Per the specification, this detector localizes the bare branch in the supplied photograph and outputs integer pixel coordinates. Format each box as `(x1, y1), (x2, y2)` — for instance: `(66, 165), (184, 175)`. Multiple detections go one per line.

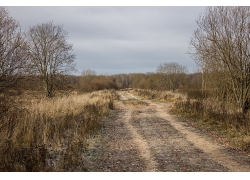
(25, 22), (76, 97)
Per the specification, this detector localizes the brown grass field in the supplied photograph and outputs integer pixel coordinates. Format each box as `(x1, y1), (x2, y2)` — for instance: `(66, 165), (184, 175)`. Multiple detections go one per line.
(0, 89), (118, 171)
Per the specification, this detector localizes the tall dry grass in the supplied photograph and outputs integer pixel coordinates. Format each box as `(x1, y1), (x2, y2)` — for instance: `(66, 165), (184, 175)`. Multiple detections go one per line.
(0, 90), (118, 171)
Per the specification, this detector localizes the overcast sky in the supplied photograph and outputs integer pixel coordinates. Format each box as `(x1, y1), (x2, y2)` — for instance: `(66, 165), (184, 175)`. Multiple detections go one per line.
(7, 6), (207, 75)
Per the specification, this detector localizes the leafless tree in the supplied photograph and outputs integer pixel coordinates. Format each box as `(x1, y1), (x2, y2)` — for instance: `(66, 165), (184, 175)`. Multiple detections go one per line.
(156, 62), (188, 91)
(79, 69), (118, 92)
(111, 74), (131, 88)
(81, 69), (96, 77)
(189, 6), (250, 114)
(78, 69), (96, 92)
(0, 7), (28, 91)
(26, 22), (76, 97)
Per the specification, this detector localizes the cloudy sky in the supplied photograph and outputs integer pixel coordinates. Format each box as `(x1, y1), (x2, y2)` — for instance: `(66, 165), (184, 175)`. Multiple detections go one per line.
(6, 6), (207, 75)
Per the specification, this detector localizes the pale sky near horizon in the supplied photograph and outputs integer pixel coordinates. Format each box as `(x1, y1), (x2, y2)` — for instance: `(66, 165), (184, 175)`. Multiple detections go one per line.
(7, 6), (207, 75)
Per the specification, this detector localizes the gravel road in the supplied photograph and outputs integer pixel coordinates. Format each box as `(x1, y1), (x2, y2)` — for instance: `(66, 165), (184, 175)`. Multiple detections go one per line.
(82, 91), (250, 172)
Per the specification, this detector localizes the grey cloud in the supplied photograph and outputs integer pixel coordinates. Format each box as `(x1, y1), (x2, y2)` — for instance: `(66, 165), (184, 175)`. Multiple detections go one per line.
(8, 6), (206, 75)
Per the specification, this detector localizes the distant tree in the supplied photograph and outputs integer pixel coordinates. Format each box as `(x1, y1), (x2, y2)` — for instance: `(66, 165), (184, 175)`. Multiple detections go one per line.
(26, 22), (76, 97)
(131, 73), (146, 89)
(81, 69), (96, 77)
(0, 7), (28, 91)
(111, 74), (131, 89)
(156, 62), (188, 91)
(78, 69), (96, 92)
(189, 6), (250, 114)
(79, 69), (118, 92)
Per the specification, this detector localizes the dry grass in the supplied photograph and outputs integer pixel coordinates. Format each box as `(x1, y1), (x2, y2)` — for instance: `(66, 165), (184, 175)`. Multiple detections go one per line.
(173, 98), (250, 152)
(131, 89), (187, 104)
(122, 99), (149, 106)
(0, 89), (118, 171)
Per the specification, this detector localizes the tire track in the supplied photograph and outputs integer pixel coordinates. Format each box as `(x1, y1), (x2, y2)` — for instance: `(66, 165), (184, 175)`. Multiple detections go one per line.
(123, 107), (158, 171)
(156, 108), (250, 172)
(118, 91), (158, 171)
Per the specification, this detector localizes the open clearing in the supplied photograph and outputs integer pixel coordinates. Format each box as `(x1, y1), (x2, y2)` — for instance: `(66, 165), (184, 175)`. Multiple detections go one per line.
(82, 91), (250, 172)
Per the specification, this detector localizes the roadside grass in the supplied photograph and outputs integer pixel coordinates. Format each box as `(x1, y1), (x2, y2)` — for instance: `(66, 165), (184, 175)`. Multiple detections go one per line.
(0, 89), (118, 171)
(131, 89), (186, 104)
(130, 89), (250, 153)
(173, 99), (250, 152)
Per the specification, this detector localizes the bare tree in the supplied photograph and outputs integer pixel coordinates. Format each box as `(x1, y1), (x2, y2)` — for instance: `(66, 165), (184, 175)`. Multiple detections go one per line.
(156, 62), (188, 91)
(78, 69), (118, 92)
(0, 7), (28, 91)
(26, 22), (76, 97)
(189, 6), (250, 114)
(81, 69), (96, 77)
(78, 69), (96, 92)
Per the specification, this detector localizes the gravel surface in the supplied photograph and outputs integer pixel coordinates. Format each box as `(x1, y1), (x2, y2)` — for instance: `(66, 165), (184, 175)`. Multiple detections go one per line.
(81, 91), (250, 172)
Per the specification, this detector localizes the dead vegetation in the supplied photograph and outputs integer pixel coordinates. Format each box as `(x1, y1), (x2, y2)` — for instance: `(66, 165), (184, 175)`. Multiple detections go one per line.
(131, 89), (187, 104)
(174, 98), (250, 152)
(0, 89), (118, 171)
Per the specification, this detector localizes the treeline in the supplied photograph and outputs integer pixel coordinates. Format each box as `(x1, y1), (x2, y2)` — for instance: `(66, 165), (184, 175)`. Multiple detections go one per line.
(78, 69), (118, 92)
(77, 65), (202, 98)
(129, 72), (202, 99)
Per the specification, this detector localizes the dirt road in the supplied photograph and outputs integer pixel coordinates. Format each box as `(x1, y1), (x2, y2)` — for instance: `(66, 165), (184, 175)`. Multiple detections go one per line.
(83, 91), (250, 172)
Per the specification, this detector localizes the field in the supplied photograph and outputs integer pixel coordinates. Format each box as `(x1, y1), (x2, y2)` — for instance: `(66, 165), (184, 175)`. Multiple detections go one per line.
(1, 89), (250, 172)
